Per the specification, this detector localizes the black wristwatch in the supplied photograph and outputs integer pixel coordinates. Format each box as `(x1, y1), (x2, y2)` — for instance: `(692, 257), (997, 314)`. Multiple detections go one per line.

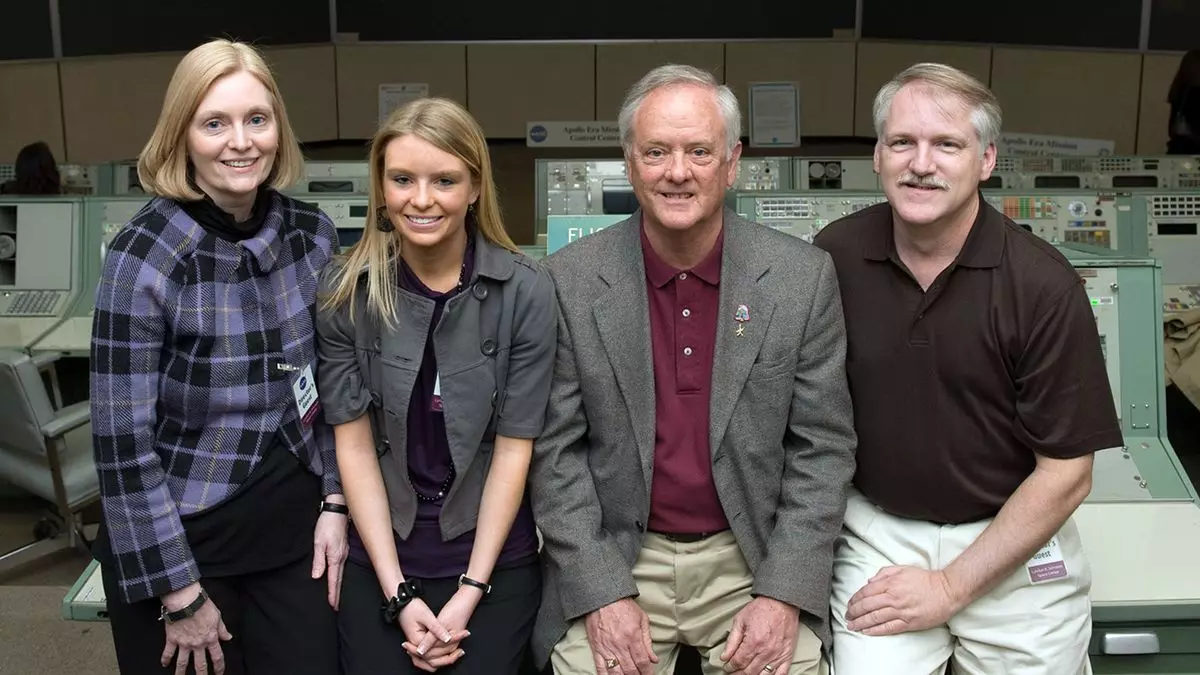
(458, 574), (491, 595)
(320, 501), (349, 516)
(381, 579), (424, 624)
(159, 588), (209, 624)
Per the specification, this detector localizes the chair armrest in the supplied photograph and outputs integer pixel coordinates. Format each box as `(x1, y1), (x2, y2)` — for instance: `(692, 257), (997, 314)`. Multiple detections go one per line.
(42, 400), (91, 439)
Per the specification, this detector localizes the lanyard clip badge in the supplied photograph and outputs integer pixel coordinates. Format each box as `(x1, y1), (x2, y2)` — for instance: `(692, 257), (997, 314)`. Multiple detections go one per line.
(279, 361), (320, 426)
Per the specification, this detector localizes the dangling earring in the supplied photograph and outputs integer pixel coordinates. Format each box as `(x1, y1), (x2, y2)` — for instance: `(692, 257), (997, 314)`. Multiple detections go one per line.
(375, 206), (394, 233)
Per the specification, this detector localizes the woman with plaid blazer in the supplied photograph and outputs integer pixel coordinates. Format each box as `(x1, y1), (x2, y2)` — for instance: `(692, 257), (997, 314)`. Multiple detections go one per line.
(89, 39), (346, 675)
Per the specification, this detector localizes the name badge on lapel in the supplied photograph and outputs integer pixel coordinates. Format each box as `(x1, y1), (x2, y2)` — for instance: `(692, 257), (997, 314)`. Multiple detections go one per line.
(281, 362), (321, 426)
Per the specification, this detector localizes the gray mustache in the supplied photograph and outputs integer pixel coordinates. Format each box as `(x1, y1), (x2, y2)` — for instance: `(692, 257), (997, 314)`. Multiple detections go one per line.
(898, 173), (949, 190)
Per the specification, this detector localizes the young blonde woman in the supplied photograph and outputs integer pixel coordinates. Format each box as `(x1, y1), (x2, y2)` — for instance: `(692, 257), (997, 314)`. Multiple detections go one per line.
(90, 39), (346, 675)
(316, 97), (555, 675)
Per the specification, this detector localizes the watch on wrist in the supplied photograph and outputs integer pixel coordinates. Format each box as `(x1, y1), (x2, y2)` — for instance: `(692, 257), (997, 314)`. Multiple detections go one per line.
(159, 588), (209, 624)
(319, 501), (349, 516)
(381, 579), (424, 624)
(458, 574), (491, 595)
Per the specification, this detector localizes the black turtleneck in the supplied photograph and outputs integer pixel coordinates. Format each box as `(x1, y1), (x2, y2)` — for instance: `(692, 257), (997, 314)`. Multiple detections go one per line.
(180, 184), (272, 242)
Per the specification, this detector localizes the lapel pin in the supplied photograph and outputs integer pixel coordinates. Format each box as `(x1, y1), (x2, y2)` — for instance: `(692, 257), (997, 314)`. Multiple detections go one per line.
(734, 304), (750, 336)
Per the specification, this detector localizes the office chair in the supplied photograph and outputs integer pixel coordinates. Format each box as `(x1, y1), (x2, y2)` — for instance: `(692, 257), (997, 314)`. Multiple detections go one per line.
(0, 348), (97, 577)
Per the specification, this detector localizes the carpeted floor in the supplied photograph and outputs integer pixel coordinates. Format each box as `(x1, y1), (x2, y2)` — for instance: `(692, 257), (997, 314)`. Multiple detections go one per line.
(1, 500), (116, 674)
(0, 584), (117, 674)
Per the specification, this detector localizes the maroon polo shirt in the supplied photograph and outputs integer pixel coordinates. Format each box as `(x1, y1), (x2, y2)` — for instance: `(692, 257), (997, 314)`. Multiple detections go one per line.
(641, 225), (730, 535)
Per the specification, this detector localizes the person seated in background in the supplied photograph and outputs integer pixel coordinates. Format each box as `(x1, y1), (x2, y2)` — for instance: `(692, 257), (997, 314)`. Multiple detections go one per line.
(316, 96), (555, 675)
(1168, 50), (1200, 155)
(90, 38), (346, 675)
(0, 141), (62, 195)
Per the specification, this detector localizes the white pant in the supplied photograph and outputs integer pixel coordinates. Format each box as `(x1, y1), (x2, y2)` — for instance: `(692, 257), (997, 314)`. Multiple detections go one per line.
(830, 489), (1093, 675)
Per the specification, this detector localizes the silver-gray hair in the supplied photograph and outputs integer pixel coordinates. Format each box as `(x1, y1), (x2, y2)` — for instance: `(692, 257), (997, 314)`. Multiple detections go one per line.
(617, 64), (742, 158)
(872, 62), (1002, 153)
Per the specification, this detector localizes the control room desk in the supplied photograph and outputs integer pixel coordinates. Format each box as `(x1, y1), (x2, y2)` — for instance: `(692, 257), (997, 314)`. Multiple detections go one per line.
(1078, 501), (1200, 673)
(0, 317), (66, 352)
(28, 315), (92, 357)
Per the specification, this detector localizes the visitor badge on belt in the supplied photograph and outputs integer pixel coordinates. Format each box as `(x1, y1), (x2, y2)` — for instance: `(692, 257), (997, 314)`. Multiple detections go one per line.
(290, 364), (321, 426)
(1026, 536), (1068, 584)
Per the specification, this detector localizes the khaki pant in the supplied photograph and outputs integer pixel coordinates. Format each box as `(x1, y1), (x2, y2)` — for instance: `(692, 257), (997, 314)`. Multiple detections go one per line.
(552, 530), (826, 675)
(830, 489), (1093, 675)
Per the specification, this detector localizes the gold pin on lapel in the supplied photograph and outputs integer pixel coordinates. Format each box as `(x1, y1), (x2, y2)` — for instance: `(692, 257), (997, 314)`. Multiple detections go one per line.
(734, 304), (749, 336)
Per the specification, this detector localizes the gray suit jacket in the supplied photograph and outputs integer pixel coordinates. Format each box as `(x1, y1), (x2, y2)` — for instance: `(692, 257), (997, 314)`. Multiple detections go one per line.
(528, 208), (857, 666)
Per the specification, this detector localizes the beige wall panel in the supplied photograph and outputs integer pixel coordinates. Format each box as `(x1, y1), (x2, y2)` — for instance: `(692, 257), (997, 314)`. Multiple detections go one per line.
(264, 45), (338, 143)
(991, 48), (1142, 154)
(595, 43), (725, 121)
(335, 44), (467, 139)
(468, 44), (595, 138)
(854, 41), (993, 137)
(1138, 53), (1185, 154)
(0, 61), (65, 162)
(725, 41), (856, 138)
(60, 53), (180, 163)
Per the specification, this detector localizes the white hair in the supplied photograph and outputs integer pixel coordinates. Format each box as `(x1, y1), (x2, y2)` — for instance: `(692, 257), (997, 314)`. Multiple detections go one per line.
(873, 62), (1002, 153)
(617, 64), (741, 157)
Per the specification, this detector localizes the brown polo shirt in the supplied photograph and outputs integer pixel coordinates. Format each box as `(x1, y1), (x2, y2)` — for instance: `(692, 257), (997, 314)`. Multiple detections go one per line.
(813, 193), (1124, 525)
(641, 225), (730, 534)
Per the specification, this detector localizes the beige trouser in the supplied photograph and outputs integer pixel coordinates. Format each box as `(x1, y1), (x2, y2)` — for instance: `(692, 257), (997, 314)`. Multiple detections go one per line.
(552, 530), (826, 675)
(830, 489), (1093, 675)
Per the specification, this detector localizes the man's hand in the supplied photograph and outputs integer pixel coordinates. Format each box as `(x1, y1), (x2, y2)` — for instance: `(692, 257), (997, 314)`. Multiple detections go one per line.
(585, 598), (658, 675)
(845, 566), (962, 636)
(720, 596), (798, 674)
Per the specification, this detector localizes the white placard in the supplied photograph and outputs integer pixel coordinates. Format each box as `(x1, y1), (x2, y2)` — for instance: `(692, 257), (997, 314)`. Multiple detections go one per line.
(748, 82), (801, 148)
(526, 121), (621, 147)
(996, 132), (1115, 157)
(379, 83), (429, 126)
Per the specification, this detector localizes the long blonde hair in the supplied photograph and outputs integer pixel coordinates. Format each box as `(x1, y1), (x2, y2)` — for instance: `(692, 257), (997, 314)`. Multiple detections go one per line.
(137, 38), (303, 199)
(320, 97), (518, 329)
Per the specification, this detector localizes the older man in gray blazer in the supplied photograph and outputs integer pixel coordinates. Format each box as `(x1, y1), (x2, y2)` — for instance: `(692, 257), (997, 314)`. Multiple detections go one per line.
(528, 63), (857, 675)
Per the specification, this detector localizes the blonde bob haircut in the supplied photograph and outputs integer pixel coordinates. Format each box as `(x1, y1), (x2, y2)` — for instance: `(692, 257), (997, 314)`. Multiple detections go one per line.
(321, 97), (518, 329)
(136, 38), (304, 200)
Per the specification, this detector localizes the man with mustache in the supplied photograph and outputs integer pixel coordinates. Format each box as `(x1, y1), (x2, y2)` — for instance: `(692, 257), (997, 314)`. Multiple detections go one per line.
(813, 62), (1122, 675)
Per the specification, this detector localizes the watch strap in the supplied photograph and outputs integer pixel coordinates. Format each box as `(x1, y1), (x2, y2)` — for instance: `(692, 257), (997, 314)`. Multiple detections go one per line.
(160, 588), (208, 624)
(320, 501), (349, 515)
(458, 574), (491, 595)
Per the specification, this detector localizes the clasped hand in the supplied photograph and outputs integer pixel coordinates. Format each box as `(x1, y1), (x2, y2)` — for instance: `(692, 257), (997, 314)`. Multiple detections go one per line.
(398, 587), (481, 672)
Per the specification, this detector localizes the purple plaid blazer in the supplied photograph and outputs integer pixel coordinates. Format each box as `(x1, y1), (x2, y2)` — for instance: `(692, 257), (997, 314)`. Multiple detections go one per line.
(90, 190), (340, 604)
